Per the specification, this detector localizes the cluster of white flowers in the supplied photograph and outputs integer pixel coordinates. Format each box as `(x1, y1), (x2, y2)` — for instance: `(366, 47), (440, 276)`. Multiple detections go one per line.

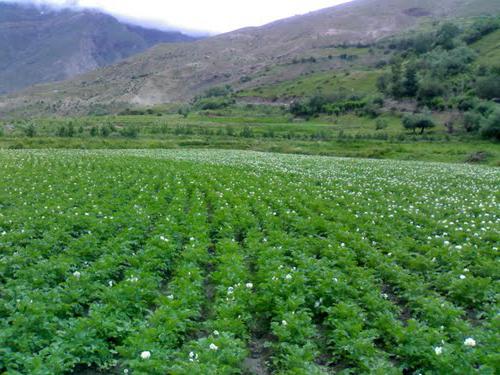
(159, 235), (169, 242)
(464, 338), (476, 347)
(72, 271), (81, 279)
(245, 282), (253, 289)
(209, 343), (218, 351)
(127, 275), (139, 283)
(189, 351), (198, 362)
(140, 351), (151, 360)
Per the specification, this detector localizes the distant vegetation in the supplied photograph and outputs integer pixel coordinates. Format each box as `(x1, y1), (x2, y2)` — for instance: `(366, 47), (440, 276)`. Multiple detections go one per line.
(285, 17), (500, 140)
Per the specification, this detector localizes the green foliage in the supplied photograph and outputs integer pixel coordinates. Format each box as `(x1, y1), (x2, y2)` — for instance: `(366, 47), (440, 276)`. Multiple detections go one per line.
(403, 61), (419, 97)
(200, 85), (234, 99)
(375, 118), (389, 131)
(195, 96), (236, 110)
(435, 22), (462, 50)
(403, 113), (436, 134)
(475, 74), (500, 100)
(23, 123), (36, 137)
(417, 80), (446, 103)
(480, 109), (500, 140)
(463, 17), (500, 44)
(463, 112), (482, 133)
(120, 126), (139, 138)
(424, 47), (477, 78)
(0, 150), (498, 373)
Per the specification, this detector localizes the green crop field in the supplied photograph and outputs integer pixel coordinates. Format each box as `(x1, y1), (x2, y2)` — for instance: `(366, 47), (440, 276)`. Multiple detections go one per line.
(0, 149), (498, 374)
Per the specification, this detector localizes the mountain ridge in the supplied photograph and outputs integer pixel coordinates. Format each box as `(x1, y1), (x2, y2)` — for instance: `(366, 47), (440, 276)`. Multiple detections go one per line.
(1, 0), (500, 116)
(0, 2), (197, 95)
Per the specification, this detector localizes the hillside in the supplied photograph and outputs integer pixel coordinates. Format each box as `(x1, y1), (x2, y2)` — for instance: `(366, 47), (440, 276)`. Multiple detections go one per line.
(1, 0), (500, 116)
(0, 2), (196, 95)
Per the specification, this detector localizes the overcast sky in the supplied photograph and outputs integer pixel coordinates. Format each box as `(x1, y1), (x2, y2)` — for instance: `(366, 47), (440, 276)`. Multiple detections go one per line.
(2, 0), (352, 34)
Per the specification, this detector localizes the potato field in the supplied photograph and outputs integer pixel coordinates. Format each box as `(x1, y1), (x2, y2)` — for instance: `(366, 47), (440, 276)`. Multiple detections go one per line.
(0, 150), (498, 374)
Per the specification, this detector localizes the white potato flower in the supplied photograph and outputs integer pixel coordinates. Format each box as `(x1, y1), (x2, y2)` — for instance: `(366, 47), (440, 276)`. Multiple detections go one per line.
(464, 338), (476, 347)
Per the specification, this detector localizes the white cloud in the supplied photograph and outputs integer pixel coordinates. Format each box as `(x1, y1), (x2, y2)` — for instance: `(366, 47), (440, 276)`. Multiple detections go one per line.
(1, 0), (352, 33)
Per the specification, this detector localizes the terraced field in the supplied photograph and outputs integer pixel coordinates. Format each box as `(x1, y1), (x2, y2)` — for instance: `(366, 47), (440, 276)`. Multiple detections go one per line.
(0, 150), (498, 374)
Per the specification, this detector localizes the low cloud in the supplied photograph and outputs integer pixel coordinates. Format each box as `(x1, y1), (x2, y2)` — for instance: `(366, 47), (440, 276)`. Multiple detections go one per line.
(0, 0), (352, 34)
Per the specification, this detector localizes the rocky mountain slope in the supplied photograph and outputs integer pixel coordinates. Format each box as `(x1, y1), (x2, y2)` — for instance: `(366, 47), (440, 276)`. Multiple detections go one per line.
(0, 2), (196, 95)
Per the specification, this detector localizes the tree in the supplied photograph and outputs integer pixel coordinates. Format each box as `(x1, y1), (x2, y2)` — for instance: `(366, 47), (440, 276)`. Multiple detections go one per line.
(376, 74), (389, 93)
(390, 60), (405, 97)
(402, 113), (436, 134)
(436, 23), (461, 50)
(403, 62), (419, 97)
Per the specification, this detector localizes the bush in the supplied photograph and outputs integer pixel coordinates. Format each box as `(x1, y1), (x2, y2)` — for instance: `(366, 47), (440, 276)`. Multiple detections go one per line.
(480, 109), (500, 140)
